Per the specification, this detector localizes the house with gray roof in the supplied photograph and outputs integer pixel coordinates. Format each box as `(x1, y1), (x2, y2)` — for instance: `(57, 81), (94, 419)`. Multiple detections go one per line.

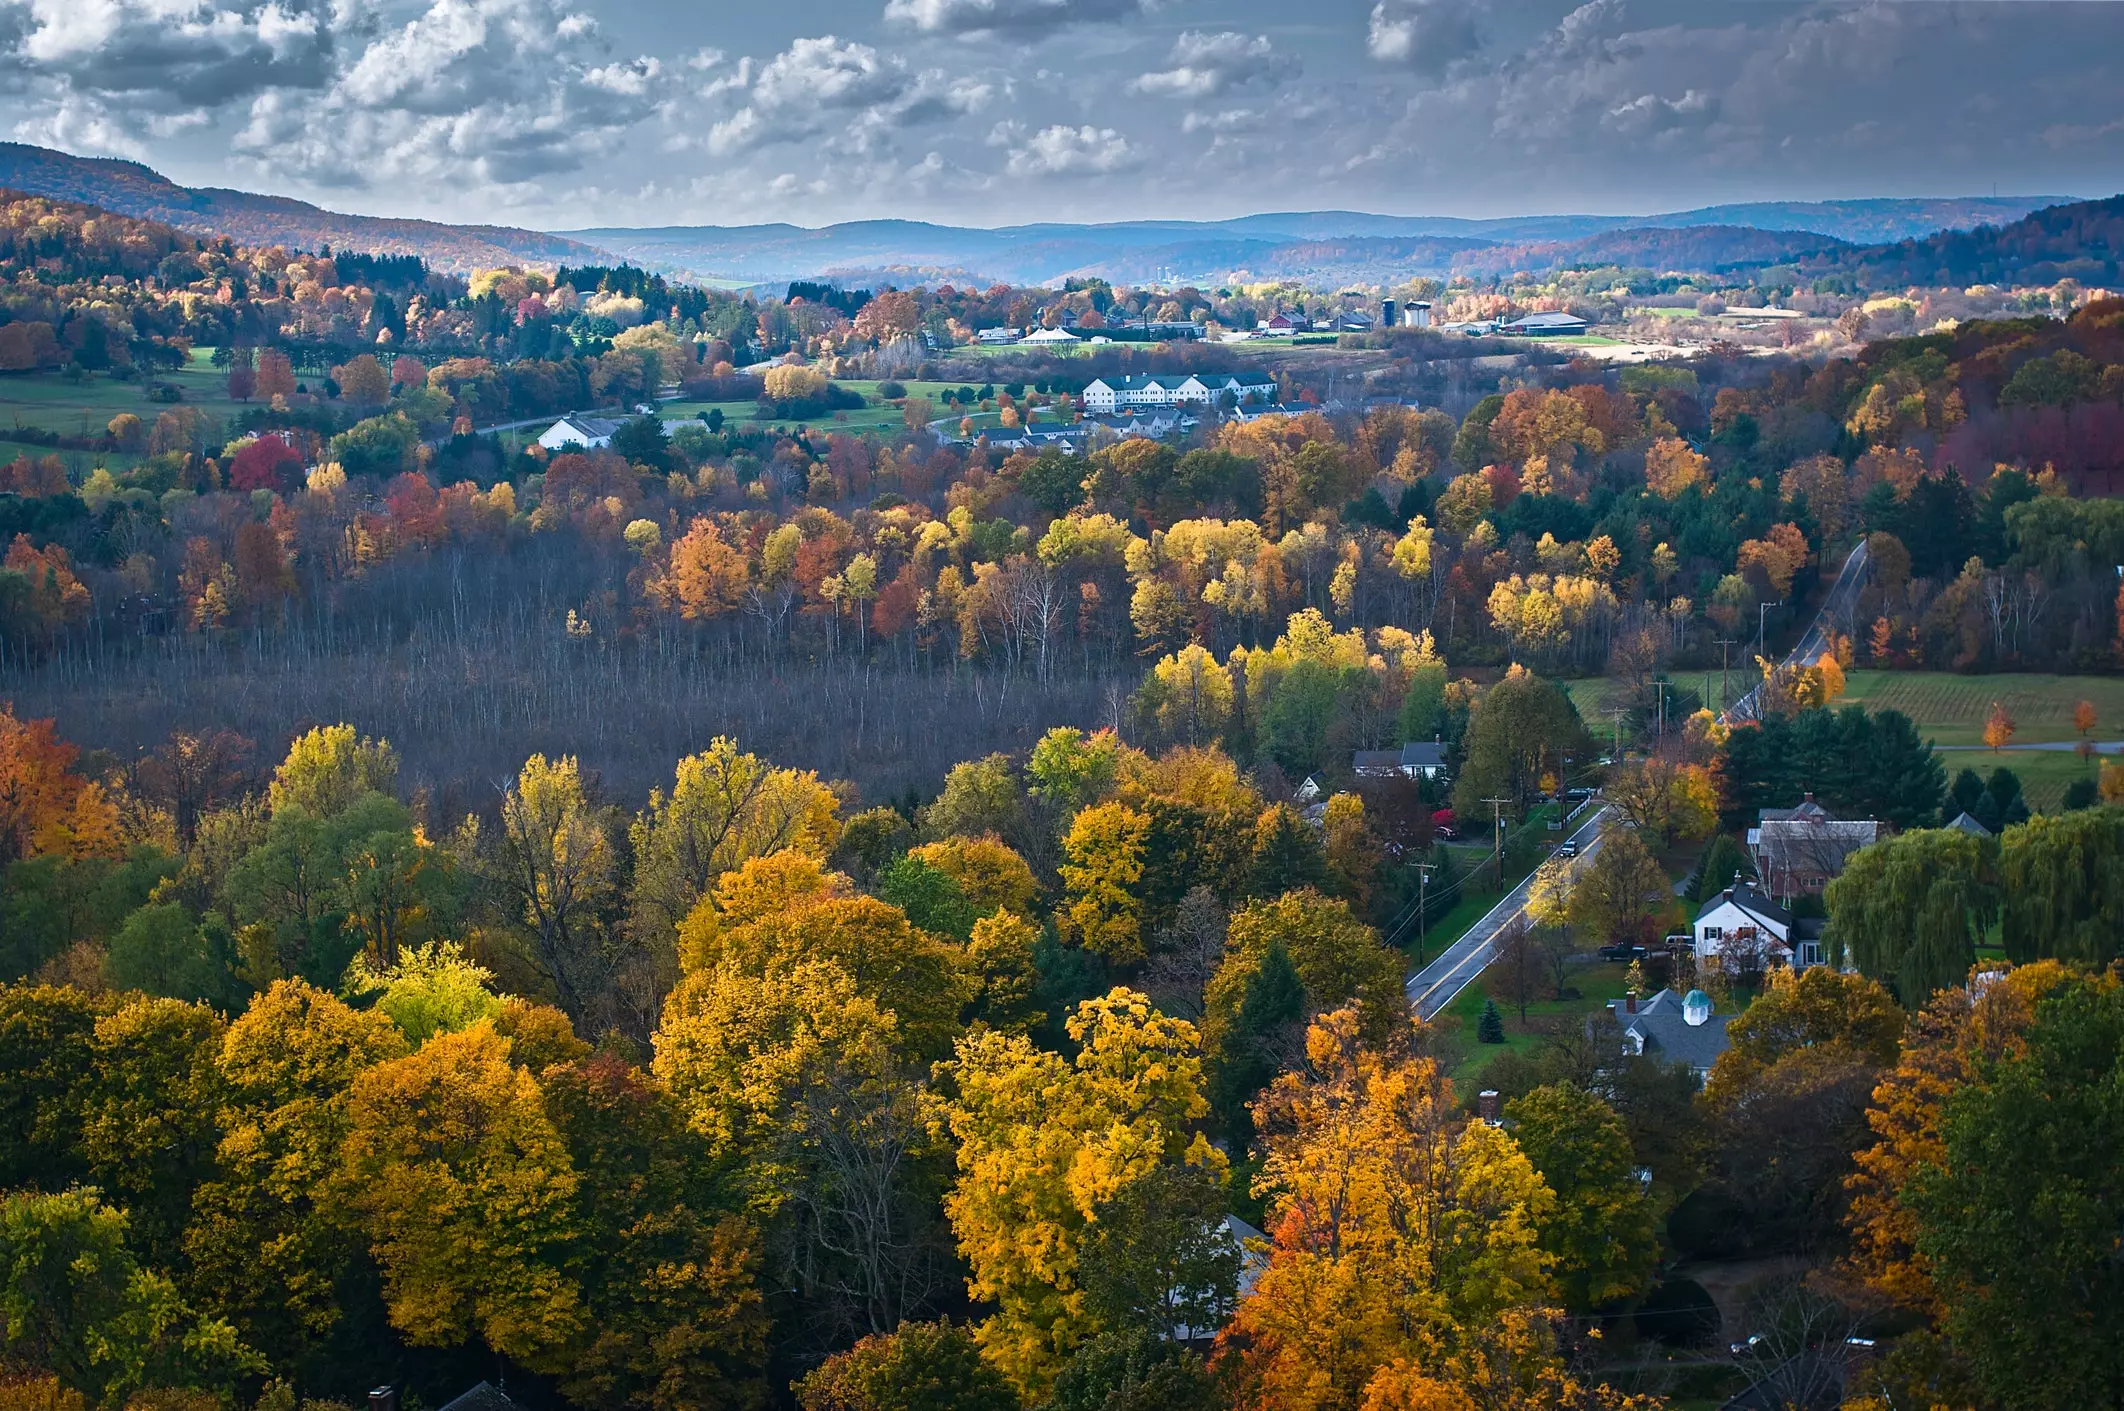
(1748, 795), (1882, 904)
(1606, 988), (1731, 1076)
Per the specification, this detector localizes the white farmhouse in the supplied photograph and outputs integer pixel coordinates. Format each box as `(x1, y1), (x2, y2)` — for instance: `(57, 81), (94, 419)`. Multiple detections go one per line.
(1691, 882), (1830, 972)
(537, 415), (626, 451)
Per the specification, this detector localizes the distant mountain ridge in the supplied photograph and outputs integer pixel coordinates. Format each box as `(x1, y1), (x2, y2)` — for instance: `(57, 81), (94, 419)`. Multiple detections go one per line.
(561, 198), (2063, 286)
(0, 141), (2094, 290)
(0, 142), (604, 273)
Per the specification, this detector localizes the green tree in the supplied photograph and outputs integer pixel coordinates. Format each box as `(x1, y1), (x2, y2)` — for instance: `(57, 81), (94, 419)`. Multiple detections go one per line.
(0, 983), (106, 1189)
(1477, 999), (1506, 1044)
(341, 939), (503, 1044)
(1998, 806), (2124, 967)
(540, 1054), (770, 1411)
(797, 1319), (1018, 1411)
(102, 904), (244, 1009)
(1905, 978), (2124, 1411)
(1567, 823), (1670, 946)
(877, 854), (979, 942)
(78, 997), (227, 1269)
(1245, 802), (1327, 898)
(1077, 1162), (1240, 1343)
(1504, 1084), (1658, 1311)
(0, 1188), (258, 1407)
(1827, 828), (1998, 1004)
(1452, 666), (1590, 822)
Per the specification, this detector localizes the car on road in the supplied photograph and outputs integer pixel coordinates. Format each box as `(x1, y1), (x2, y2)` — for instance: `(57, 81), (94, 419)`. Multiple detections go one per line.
(1557, 839), (1579, 857)
(1598, 942), (1648, 962)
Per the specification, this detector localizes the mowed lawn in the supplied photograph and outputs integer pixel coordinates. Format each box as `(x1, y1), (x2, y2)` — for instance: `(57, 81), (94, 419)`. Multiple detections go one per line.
(0, 349), (251, 469)
(1839, 670), (2124, 746)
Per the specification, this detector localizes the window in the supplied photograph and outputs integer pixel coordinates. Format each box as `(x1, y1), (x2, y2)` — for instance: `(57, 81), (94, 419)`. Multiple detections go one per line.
(1799, 941), (1823, 967)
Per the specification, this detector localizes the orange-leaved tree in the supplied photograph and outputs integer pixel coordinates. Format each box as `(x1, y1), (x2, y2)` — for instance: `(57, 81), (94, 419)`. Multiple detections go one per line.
(1218, 1007), (1555, 1411)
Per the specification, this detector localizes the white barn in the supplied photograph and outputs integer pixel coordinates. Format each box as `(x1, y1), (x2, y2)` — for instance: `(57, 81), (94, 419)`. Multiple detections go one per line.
(537, 415), (626, 451)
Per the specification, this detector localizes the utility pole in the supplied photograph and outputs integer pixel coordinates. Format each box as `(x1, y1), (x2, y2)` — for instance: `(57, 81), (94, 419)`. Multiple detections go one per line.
(1714, 637), (1736, 713)
(1606, 707), (1627, 764)
(1483, 796), (1510, 888)
(1757, 600), (1778, 656)
(1415, 860), (1435, 963)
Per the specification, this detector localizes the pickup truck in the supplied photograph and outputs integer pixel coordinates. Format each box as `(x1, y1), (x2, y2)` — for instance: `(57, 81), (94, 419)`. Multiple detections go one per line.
(1598, 942), (1648, 962)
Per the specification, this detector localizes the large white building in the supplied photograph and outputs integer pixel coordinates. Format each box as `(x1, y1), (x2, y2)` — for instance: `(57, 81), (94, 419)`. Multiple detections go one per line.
(1080, 371), (1276, 413)
(537, 415), (626, 451)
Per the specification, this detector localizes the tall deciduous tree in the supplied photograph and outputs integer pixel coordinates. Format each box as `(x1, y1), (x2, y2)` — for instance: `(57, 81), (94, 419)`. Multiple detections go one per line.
(1220, 1008), (1554, 1411)
(1503, 1084), (1658, 1312)
(340, 1020), (582, 1362)
(495, 753), (617, 1023)
(1997, 806), (2124, 967)
(185, 980), (406, 1370)
(629, 738), (841, 962)
(1452, 666), (1590, 823)
(1903, 975), (2124, 1411)
(1058, 802), (1150, 965)
(1827, 828), (1998, 1004)
(0, 1188), (258, 1407)
(939, 989), (1224, 1395)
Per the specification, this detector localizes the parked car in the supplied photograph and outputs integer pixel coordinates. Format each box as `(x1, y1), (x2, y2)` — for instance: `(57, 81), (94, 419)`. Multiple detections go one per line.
(1598, 942), (1648, 962)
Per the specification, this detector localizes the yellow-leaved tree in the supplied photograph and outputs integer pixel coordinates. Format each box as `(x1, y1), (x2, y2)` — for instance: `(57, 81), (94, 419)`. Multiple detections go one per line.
(628, 738), (841, 964)
(1057, 801), (1151, 964)
(267, 723), (398, 819)
(939, 989), (1227, 1395)
(341, 1021), (582, 1363)
(1219, 1008), (1555, 1411)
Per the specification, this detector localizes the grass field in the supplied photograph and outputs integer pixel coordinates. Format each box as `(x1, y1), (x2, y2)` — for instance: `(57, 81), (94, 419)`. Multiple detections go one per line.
(1839, 669), (2124, 746)
(1442, 958), (1638, 1089)
(0, 349), (253, 472)
(1937, 745), (2095, 813)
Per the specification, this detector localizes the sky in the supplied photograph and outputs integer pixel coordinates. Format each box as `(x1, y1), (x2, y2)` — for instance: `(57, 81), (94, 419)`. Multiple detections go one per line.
(0, 0), (2119, 231)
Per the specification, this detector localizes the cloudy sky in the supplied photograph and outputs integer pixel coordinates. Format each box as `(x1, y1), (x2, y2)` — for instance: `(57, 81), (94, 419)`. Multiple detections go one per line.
(1, 0), (2119, 230)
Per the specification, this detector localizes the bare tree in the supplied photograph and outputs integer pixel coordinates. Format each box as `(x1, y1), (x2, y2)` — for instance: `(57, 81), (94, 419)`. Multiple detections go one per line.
(1142, 885), (1229, 1020)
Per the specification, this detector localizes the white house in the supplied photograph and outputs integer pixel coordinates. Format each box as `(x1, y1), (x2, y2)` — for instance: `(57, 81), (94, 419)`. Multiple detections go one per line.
(974, 327), (1022, 345)
(1352, 741), (1449, 780)
(537, 414), (626, 451)
(1691, 882), (1830, 971)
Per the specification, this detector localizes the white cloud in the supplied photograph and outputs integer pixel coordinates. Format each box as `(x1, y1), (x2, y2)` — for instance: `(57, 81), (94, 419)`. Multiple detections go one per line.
(1133, 31), (1291, 100)
(1366, 0), (1482, 70)
(992, 121), (1137, 177)
(882, 0), (1147, 37)
(697, 34), (987, 159)
(0, 0), (343, 113)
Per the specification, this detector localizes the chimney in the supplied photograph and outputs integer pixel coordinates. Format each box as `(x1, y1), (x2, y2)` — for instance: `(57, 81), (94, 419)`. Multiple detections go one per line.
(1625, 989), (1638, 1014)
(369, 1391), (397, 1411)
(1477, 1089), (1501, 1124)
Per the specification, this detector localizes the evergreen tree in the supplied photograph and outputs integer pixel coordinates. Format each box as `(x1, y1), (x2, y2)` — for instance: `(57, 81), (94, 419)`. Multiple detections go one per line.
(1478, 998), (1507, 1044)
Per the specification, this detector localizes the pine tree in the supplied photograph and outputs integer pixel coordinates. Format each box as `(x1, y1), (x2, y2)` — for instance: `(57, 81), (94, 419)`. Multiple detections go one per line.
(1478, 998), (1507, 1044)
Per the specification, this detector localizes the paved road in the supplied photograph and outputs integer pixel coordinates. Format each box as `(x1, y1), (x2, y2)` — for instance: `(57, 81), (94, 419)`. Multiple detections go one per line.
(1724, 538), (1872, 724)
(1405, 802), (1613, 1020)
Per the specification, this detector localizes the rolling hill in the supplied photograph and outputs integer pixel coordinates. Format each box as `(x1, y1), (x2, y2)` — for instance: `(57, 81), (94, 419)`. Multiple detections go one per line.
(0, 142), (605, 273)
